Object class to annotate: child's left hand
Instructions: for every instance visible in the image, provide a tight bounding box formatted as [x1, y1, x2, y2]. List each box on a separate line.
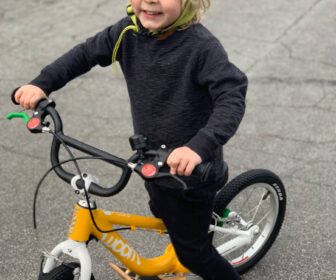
[167, 147, 202, 176]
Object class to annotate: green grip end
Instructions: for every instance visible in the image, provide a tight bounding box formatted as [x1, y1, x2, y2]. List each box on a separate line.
[6, 112, 30, 124]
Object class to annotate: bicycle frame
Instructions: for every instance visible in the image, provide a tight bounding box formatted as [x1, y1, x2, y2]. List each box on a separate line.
[42, 199, 259, 279]
[42, 200, 189, 279]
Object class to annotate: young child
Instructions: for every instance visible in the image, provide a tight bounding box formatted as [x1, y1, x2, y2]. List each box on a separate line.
[13, 0, 247, 279]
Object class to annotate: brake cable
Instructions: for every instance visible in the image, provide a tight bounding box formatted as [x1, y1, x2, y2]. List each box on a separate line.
[33, 130, 131, 234]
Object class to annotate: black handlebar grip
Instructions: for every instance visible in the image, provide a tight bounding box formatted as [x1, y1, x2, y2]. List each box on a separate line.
[10, 87, 20, 105]
[193, 162, 212, 182]
[36, 98, 55, 111]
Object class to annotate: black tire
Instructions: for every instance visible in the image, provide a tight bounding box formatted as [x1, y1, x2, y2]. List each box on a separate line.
[38, 262, 95, 280]
[213, 169, 286, 275]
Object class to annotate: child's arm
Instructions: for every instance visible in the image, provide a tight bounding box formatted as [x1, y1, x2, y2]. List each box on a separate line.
[29, 26, 116, 95]
[171, 38, 247, 176]
[13, 19, 128, 109]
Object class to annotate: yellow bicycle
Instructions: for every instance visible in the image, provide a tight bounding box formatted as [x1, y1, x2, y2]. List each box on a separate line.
[7, 99, 286, 280]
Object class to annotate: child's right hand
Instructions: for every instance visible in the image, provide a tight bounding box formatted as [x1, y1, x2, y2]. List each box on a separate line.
[14, 85, 47, 110]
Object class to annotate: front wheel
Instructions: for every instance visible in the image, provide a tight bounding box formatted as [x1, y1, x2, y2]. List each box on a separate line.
[38, 262, 95, 280]
[212, 169, 286, 274]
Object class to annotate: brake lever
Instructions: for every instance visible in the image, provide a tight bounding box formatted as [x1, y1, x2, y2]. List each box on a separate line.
[128, 141, 210, 189]
[130, 146, 188, 190]
[131, 162, 187, 190]
[131, 145, 169, 175]
[27, 99, 55, 133]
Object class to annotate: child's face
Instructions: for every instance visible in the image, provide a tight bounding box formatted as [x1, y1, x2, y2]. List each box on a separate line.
[131, 0, 182, 32]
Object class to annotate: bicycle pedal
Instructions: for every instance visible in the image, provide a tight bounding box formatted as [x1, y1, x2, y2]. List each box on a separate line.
[108, 262, 135, 280]
[108, 262, 185, 280]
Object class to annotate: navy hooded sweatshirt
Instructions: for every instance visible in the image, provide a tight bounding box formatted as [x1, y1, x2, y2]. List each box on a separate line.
[29, 17, 248, 184]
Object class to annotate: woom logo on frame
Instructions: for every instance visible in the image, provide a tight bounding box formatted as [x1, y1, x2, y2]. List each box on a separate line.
[100, 233, 141, 265]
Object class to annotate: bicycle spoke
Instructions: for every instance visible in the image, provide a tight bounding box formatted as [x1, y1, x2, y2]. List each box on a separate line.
[255, 209, 272, 226]
[250, 190, 269, 223]
[243, 187, 254, 214]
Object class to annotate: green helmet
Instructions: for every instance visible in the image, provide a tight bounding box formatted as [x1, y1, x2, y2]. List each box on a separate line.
[112, 1, 198, 63]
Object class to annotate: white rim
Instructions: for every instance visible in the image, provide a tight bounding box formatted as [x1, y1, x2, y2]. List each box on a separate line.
[214, 183, 280, 267]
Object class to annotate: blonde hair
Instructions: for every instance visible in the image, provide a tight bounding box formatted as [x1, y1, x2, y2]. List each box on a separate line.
[181, 0, 211, 27]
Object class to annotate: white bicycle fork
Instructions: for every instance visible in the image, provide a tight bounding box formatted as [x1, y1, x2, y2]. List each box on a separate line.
[43, 239, 92, 280]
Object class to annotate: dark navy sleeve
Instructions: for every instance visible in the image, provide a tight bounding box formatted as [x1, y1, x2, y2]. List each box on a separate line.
[185, 38, 248, 161]
[29, 18, 128, 95]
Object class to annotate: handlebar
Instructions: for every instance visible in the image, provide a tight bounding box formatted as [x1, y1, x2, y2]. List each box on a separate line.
[38, 99, 132, 196]
[8, 97, 212, 196]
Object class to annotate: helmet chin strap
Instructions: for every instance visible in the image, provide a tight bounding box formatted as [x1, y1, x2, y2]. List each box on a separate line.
[112, 5, 139, 64]
[112, 1, 196, 63]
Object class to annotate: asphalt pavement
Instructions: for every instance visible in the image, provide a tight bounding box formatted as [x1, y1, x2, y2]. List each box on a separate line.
[1, 0, 335, 279]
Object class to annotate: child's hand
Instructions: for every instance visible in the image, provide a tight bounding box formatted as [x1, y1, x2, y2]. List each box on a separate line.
[167, 147, 202, 176]
[14, 85, 47, 110]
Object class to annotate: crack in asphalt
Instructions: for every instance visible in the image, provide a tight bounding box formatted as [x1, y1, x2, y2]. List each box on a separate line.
[274, 0, 325, 43]
[0, 143, 47, 161]
[250, 76, 336, 86]
[246, 0, 328, 73]
[280, 42, 336, 68]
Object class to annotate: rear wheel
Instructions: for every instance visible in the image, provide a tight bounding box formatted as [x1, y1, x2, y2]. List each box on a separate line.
[212, 169, 286, 274]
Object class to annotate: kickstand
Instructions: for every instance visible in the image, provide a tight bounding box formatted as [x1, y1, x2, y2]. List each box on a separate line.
[159, 274, 186, 280]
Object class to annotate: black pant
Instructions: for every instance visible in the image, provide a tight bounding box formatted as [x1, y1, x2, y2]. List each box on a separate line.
[145, 177, 241, 280]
